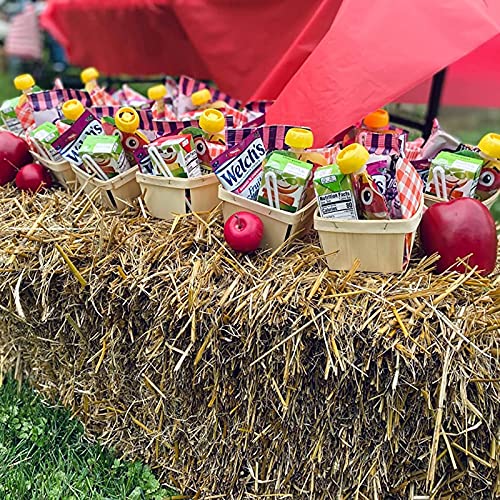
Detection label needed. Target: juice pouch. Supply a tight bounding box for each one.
[52,110,105,167]
[114,107,150,165]
[356,171,390,220]
[257,152,314,213]
[147,134,201,178]
[426,151,483,199]
[180,126,212,174]
[211,130,266,200]
[30,122,63,161]
[314,164,358,220]
[0,97,23,134]
[476,133,500,200]
[79,135,131,179]
[337,143,390,220]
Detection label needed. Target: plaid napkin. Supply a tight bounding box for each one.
[208,142,226,160]
[226,124,301,150]
[29,89,92,112]
[405,137,425,161]
[53,78,64,90]
[395,157,424,219]
[90,86,120,107]
[121,84,149,106]
[15,99,35,130]
[151,100,177,121]
[244,100,274,114]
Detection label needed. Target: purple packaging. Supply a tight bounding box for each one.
[366,158,402,219]
[52,110,104,167]
[211,130,266,200]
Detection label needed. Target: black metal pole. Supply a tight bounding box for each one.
[423,68,447,139]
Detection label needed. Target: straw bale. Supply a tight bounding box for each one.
[0,185,498,498]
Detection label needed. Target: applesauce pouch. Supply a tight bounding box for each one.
[179,126,213,174]
[211,130,266,200]
[314,164,358,220]
[257,152,314,213]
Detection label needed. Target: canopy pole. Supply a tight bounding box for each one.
[423,68,447,139]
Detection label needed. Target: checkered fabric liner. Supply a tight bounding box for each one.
[152,101,177,121]
[223,106,250,128]
[91,107,153,130]
[29,89,93,112]
[395,157,424,219]
[357,130,406,155]
[151,116,234,137]
[207,142,226,160]
[90,87,120,107]
[179,75,242,109]
[244,100,274,114]
[404,137,425,161]
[121,84,149,106]
[226,124,302,150]
[165,76,178,99]
[15,99,35,130]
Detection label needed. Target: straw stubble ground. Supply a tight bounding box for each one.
[0,184,498,498]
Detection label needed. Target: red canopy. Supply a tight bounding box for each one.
[42,0,500,144]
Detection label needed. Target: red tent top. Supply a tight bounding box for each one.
[42,0,500,145]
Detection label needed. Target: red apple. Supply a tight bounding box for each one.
[420,197,497,275]
[15,163,52,192]
[224,211,264,253]
[0,131,33,185]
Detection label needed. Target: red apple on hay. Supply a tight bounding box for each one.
[15,163,52,192]
[420,197,497,275]
[0,131,33,185]
[224,211,264,253]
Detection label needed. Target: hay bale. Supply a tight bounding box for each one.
[0,185,498,498]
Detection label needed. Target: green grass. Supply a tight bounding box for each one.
[0,377,176,500]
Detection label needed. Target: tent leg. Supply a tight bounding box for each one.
[423,68,447,140]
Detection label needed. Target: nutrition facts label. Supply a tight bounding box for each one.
[318,190,358,220]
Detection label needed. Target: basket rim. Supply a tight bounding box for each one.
[218,185,317,224]
[136,171,218,189]
[313,196,424,234]
[72,164,139,189]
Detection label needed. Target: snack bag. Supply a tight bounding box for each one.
[366,158,399,219]
[257,152,313,213]
[426,151,483,199]
[30,122,63,161]
[79,135,130,179]
[314,164,358,220]
[211,130,266,200]
[52,110,105,167]
[420,119,460,160]
[147,134,201,178]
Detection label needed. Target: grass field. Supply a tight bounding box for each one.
[0,378,176,499]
